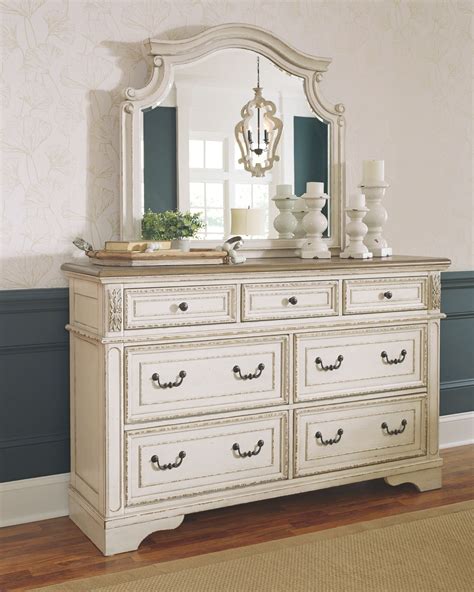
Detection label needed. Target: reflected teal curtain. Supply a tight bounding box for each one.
[143,106,177,212]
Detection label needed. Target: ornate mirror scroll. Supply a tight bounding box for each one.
[120,24,345,255]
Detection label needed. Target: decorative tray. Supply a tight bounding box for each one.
[86,249,228,266]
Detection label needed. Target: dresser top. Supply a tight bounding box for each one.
[62,255,450,279]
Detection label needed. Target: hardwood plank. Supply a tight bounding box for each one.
[0,446,472,592]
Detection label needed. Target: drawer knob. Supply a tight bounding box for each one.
[233,362,265,380]
[315,428,344,446]
[151,450,186,470]
[288,296,298,306]
[383,291,393,299]
[151,370,187,389]
[315,354,344,371]
[232,439,264,458]
[381,349,407,365]
[178,302,189,312]
[381,419,407,435]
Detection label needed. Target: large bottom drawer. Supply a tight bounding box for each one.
[294,395,426,477]
[126,411,288,506]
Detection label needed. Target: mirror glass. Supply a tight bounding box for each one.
[142,49,329,241]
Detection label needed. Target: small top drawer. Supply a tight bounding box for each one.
[343,277,428,314]
[124,285,237,329]
[242,281,338,322]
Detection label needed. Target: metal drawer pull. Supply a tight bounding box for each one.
[381,349,407,365]
[178,302,188,311]
[151,370,187,389]
[315,354,344,371]
[232,439,264,458]
[151,450,186,470]
[288,296,298,305]
[381,419,407,435]
[233,362,265,380]
[315,428,344,446]
[383,291,393,299]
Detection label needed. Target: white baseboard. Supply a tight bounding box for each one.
[439,411,474,449]
[1,414,473,528]
[0,473,69,527]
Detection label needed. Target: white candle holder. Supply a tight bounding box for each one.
[299,192,331,259]
[360,182,392,257]
[272,185,297,238]
[340,207,373,259]
[292,197,307,239]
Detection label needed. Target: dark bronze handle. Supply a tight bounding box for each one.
[233,362,265,380]
[151,370,187,389]
[232,439,264,458]
[381,419,407,435]
[178,302,188,311]
[383,291,393,299]
[151,450,186,470]
[315,428,344,446]
[381,349,407,365]
[315,354,344,371]
[288,296,298,305]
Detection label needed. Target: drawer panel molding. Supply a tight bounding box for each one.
[343,277,428,314]
[124,285,237,329]
[125,336,289,421]
[295,325,427,401]
[294,396,427,477]
[242,281,338,322]
[126,412,288,506]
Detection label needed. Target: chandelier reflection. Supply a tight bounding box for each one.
[235,57,283,178]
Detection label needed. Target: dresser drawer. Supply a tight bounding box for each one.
[295,325,426,402]
[125,336,289,422]
[124,285,236,329]
[242,281,338,322]
[294,396,426,477]
[343,277,428,315]
[126,412,288,505]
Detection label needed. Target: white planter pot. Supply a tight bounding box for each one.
[171,239,191,252]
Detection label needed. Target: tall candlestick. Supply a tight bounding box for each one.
[299,182,331,259]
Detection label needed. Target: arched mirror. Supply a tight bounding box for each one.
[121,24,345,255]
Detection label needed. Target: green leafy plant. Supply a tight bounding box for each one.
[141,210,205,241]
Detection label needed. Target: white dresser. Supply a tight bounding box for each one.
[62,255,449,555]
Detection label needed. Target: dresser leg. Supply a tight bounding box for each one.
[102,514,185,555]
[384,467,442,492]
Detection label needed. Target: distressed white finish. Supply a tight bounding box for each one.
[63,254,449,555]
[120,24,345,252]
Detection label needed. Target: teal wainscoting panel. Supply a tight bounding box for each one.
[440,271,474,415]
[0,289,70,482]
[143,105,177,213]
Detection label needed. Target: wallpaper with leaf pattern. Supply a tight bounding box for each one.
[0,0,472,288]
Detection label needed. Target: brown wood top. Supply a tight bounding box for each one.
[61,255,451,279]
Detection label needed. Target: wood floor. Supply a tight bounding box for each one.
[1,446,473,591]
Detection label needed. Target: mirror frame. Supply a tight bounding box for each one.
[120,24,346,255]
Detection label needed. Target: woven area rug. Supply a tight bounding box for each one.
[36,501,473,592]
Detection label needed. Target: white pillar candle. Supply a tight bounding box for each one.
[306,182,325,196]
[231,208,265,236]
[362,160,384,184]
[349,193,366,209]
[276,184,293,197]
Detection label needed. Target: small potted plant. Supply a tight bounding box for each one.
[141,210,205,251]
